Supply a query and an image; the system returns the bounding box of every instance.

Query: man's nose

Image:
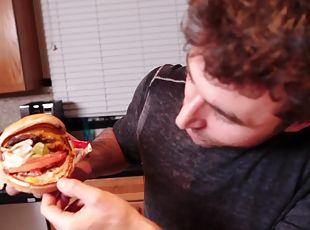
[175,96,207,130]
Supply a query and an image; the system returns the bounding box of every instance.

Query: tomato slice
[6,151,67,174]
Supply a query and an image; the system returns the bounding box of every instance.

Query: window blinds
[40,0,187,117]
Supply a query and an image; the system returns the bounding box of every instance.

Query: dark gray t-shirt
[113,65,310,230]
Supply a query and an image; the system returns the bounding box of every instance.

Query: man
[38,0,310,229]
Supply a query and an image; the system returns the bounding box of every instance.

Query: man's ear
[284,121,310,132]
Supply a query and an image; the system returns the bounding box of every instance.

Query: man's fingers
[6,185,41,199]
[57,193,71,210]
[47,191,70,209]
[57,178,104,205]
[33,193,42,199]
[41,193,73,227]
[65,199,84,213]
[5,185,19,196]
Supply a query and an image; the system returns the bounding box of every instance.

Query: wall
[0,88,53,131]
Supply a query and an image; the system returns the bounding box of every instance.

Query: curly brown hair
[183,0,310,123]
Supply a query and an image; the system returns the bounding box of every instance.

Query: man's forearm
[73,127,129,180]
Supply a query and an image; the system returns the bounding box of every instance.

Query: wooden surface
[0,0,24,92]
[86,176,145,213]
[86,176,144,200]
[0,0,42,94]
[13,0,42,90]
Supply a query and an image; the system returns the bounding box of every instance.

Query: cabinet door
[0,0,42,94]
[0,0,25,92]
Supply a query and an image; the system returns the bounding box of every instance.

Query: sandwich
[0,114,91,194]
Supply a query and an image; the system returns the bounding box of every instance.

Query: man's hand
[5,184,19,196]
[4,184,43,198]
[41,178,161,230]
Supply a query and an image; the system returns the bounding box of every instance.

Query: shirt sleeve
[113,66,161,164]
[274,192,310,229]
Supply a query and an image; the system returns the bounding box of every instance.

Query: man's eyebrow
[187,70,193,81]
[207,102,245,125]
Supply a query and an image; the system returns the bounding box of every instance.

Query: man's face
[175,55,286,148]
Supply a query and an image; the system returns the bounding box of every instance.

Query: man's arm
[75,67,162,180]
[73,127,129,181]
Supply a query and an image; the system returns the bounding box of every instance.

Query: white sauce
[2,139,33,168]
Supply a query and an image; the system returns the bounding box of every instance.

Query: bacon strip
[5,151,67,174]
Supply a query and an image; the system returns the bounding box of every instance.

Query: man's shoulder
[148,64,187,88]
[281,127,310,149]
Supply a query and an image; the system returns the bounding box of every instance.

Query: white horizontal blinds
[40,0,187,117]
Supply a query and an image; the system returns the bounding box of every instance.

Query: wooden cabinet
[0,0,42,94]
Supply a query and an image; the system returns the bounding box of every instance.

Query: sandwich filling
[0,126,72,185]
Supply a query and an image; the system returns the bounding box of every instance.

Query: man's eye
[186,75,193,82]
[213,111,232,124]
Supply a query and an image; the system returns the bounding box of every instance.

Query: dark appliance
[19,100,64,120]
